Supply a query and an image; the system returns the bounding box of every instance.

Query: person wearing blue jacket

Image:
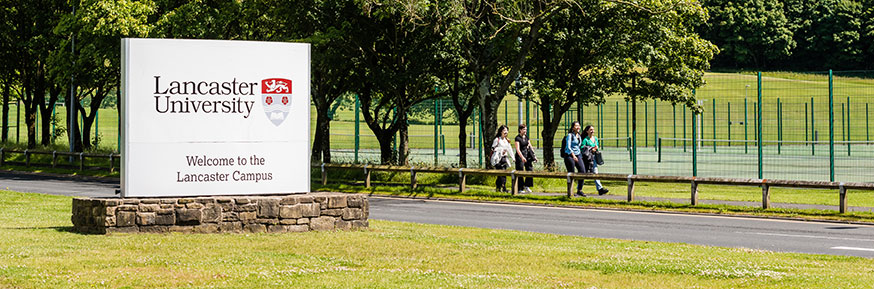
[563,121,587,196]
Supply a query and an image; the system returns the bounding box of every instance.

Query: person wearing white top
[491,124,514,192]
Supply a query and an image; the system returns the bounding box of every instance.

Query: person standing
[491,125,514,192]
[583,125,609,195]
[563,121,587,196]
[514,124,535,193]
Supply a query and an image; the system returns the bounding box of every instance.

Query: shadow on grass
[3,226,76,233]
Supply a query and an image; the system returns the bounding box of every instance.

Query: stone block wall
[71,193,368,234]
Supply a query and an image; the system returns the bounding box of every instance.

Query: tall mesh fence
[2,71,873,183]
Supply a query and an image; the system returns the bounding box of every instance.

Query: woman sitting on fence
[583,125,609,195]
[515,124,536,193]
[563,121,587,196]
[491,124,514,192]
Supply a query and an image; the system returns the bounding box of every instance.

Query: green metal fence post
[805,103,809,145]
[654,100,658,151]
[632,98,637,175]
[434,99,438,165]
[683,105,689,152]
[16,98,20,143]
[504,100,508,126]
[643,101,649,148]
[847,97,851,156]
[95,109,99,146]
[51,104,56,142]
[355,94,360,163]
[616,101,620,147]
[625,100,631,147]
[598,103,603,139]
[744,98,748,154]
[525,99,530,137]
[829,70,835,182]
[758,72,763,180]
[477,110,485,168]
[692,110,698,177]
[777,98,782,155]
[712,99,716,153]
[477,107,483,168]
[867,103,870,143]
[811,97,815,156]
[673,103,677,147]
[728,101,731,147]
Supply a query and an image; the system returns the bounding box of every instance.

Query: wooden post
[566,173,573,198]
[79,152,84,171]
[0,148,4,166]
[839,183,847,213]
[321,163,327,185]
[459,169,466,193]
[627,175,635,202]
[52,151,57,168]
[25,150,30,167]
[109,154,114,173]
[762,183,770,209]
[691,179,698,206]
[364,164,371,188]
[511,171,518,196]
[411,167,417,190]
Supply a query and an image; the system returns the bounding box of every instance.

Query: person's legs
[573,154,585,193]
[593,163,603,189]
[524,161,534,188]
[496,161,507,191]
[514,159,526,191]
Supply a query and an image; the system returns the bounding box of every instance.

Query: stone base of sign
[71,193,368,234]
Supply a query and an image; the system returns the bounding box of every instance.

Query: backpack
[560,135,569,158]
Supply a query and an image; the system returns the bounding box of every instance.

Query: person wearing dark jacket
[514,124,536,193]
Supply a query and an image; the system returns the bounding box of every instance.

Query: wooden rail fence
[316,163,874,213]
[0,148,120,172]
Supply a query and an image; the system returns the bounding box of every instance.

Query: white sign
[121,38,311,197]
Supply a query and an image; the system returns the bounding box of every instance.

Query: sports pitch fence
[2,71,873,183]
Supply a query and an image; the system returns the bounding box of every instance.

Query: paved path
[370,196,874,258]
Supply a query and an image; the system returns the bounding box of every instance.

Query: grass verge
[2,190,874,288]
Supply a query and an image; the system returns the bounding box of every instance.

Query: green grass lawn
[3,190,874,288]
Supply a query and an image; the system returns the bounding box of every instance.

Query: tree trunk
[456,112,470,168]
[540,103,560,171]
[397,111,409,166]
[311,101,332,163]
[67,86,82,152]
[38,86,60,146]
[376,131,394,164]
[2,78,9,143]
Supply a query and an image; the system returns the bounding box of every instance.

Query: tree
[7,0,67,149]
[349,0,448,165]
[784,0,864,70]
[700,0,794,69]
[526,0,716,169]
[303,0,361,164]
[451,0,568,168]
[52,0,155,150]
[0,0,15,143]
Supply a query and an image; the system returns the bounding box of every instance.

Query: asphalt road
[369,197,874,258]
[3,170,873,258]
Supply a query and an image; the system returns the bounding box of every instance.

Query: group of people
[490,122,609,197]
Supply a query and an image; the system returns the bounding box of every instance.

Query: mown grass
[314,169,874,224]
[2,190,874,288]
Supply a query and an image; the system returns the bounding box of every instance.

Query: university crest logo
[261,78,292,126]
